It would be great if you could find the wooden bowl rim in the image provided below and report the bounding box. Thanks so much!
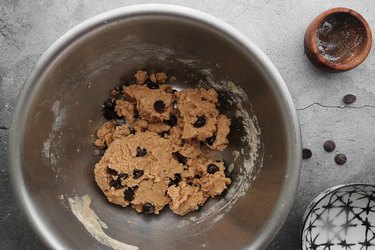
[307,7,372,71]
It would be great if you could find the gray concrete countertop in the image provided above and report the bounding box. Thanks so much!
[1,1,374,249]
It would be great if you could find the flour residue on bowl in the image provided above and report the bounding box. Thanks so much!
[41,100,67,175]
[68,195,138,250]
[217,80,262,198]
[42,138,57,170]
[52,101,66,132]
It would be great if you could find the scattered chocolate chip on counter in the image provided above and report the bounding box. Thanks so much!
[343,94,356,104]
[334,153,347,165]
[302,148,312,159]
[323,140,336,152]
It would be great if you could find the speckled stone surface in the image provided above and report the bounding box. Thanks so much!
[1,1,374,249]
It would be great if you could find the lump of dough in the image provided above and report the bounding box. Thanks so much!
[94,70,232,216]
[124,85,174,122]
[167,181,208,216]
[176,88,219,141]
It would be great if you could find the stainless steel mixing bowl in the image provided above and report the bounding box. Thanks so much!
[9,4,301,250]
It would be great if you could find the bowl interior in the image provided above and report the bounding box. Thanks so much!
[11,7,300,250]
[315,11,369,65]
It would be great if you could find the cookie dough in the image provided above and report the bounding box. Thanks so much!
[94,70,231,216]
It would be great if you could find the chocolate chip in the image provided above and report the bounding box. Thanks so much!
[174,173,182,181]
[118,173,128,179]
[158,131,169,138]
[323,140,336,152]
[142,203,155,214]
[194,174,201,179]
[302,148,312,159]
[224,170,232,179]
[106,167,118,176]
[166,114,177,126]
[113,92,123,100]
[343,94,356,104]
[109,179,122,189]
[207,164,219,174]
[168,173,182,187]
[335,154,347,165]
[134,110,139,119]
[223,160,229,168]
[115,119,125,126]
[133,169,144,179]
[193,116,206,128]
[173,152,187,165]
[223,161,233,179]
[146,80,160,89]
[206,135,216,146]
[154,100,165,113]
[171,89,178,93]
[98,149,106,156]
[124,188,135,202]
[136,146,147,157]
[102,99,119,120]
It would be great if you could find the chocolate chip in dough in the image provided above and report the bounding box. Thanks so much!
[323,140,336,152]
[168,173,182,187]
[207,164,219,174]
[302,148,312,159]
[154,100,165,113]
[136,146,147,157]
[343,94,356,104]
[142,203,155,214]
[106,167,118,176]
[166,114,177,126]
[193,116,206,128]
[98,149,106,156]
[224,170,232,179]
[173,152,187,165]
[335,154,347,165]
[124,188,135,202]
[146,80,160,89]
[133,169,144,179]
[206,135,216,146]
[158,131,170,138]
[118,173,128,179]
[109,179,122,189]
[102,99,119,120]
[133,110,139,119]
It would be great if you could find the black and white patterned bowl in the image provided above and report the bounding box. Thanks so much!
[301,184,375,249]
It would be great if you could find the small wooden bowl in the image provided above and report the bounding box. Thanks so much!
[304,7,372,72]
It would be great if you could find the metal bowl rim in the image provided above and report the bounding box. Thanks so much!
[8,4,301,250]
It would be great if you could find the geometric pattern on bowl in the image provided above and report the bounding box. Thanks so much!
[302,184,375,250]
